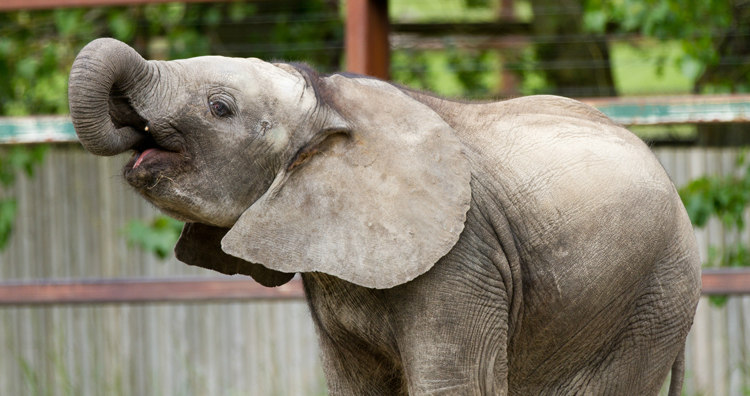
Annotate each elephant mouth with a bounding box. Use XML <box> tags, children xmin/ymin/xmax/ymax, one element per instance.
<box><xmin>123</xmin><ymin>129</ymin><xmax>189</xmax><ymax>190</ymax></box>
<box><xmin>132</xmin><ymin>147</ymin><xmax>159</xmax><ymax>169</ymax></box>
<box><xmin>126</xmin><ymin>146</ymin><xmax>179</xmax><ymax>170</ymax></box>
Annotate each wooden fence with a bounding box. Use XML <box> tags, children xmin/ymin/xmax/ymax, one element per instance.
<box><xmin>3</xmin><ymin>144</ymin><xmax>750</xmax><ymax>395</ymax></box>
<box><xmin>0</xmin><ymin>147</ymin><xmax>326</xmax><ymax>396</ymax></box>
<box><xmin>654</xmin><ymin>147</ymin><xmax>750</xmax><ymax>396</ymax></box>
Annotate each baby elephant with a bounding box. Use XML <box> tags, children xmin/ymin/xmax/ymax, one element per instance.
<box><xmin>68</xmin><ymin>38</ymin><xmax>700</xmax><ymax>395</ymax></box>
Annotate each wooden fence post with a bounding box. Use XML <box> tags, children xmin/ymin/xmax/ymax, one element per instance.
<box><xmin>345</xmin><ymin>0</ymin><xmax>390</xmax><ymax>80</ymax></box>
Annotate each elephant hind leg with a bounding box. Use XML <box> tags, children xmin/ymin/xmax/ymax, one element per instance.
<box><xmin>579</xmin><ymin>267</ymin><xmax>698</xmax><ymax>395</ymax></box>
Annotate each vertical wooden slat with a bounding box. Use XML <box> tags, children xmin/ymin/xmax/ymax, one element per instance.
<box><xmin>206</xmin><ymin>303</ymin><xmax>217</xmax><ymax>396</ymax></box>
<box><xmin>3</xmin><ymin>309</ymin><xmax>15</xmax><ymax>395</ymax></box>
<box><xmin>742</xmin><ymin>297</ymin><xmax>750</xmax><ymax>393</ymax></box>
<box><xmin>719</xmin><ymin>151</ymin><xmax>743</xmax><ymax>395</ymax></box>
<box><xmin>345</xmin><ymin>0</ymin><xmax>390</xmax><ymax>79</ymax></box>
<box><xmin>0</xmin><ymin>310</ymin><xmax>6</xmax><ymax>395</ymax></box>
<box><xmin>676</xmin><ymin>147</ymin><xmax>708</xmax><ymax>395</ymax></box>
<box><xmin>704</xmin><ymin>149</ymin><xmax>726</xmax><ymax>396</ymax></box>
<box><xmin>728</xmin><ymin>297</ymin><xmax>743</xmax><ymax>394</ymax></box>
<box><xmin>712</xmin><ymin>303</ymin><xmax>728</xmax><ymax>396</ymax></box>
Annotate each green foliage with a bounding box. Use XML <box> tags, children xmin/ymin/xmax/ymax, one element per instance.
<box><xmin>680</xmin><ymin>160</ymin><xmax>750</xmax><ymax>231</ymax></box>
<box><xmin>392</xmin><ymin>48</ymin><xmax>501</xmax><ymax>99</ymax></box>
<box><xmin>0</xmin><ymin>1</ymin><xmax>341</xmax><ymax>117</ymax></box>
<box><xmin>0</xmin><ymin>145</ymin><xmax>47</xmax><ymax>186</ymax></box>
<box><xmin>0</xmin><ymin>145</ymin><xmax>47</xmax><ymax>250</ymax></box>
<box><xmin>583</xmin><ymin>0</ymin><xmax>750</xmax><ymax>92</ymax></box>
<box><xmin>679</xmin><ymin>153</ymin><xmax>750</xmax><ymax>304</ymax></box>
<box><xmin>680</xmin><ymin>153</ymin><xmax>750</xmax><ymax>261</ymax></box>
<box><xmin>0</xmin><ymin>10</ymin><xmax>83</xmax><ymax>115</ymax></box>
<box><xmin>215</xmin><ymin>1</ymin><xmax>343</xmax><ymax>70</ymax></box>
<box><xmin>390</xmin><ymin>0</ymin><xmax>501</xmax><ymax>22</ymax></box>
<box><xmin>124</xmin><ymin>215</ymin><xmax>183</xmax><ymax>260</ymax></box>
<box><xmin>609</xmin><ymin>40</ymin><xmax>694</xmax><ymax>96</ymax></box>
<box><xmin>0</xmin><ymin>199</ymin><xmax>17</xmax><ymax>252</ymax></box>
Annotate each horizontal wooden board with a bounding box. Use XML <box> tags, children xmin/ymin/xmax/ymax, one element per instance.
<box><xmin>0</xmin><ymin>270</ymin><xmax>746</xmax><ymax>305</ymax></box>
<box><xmin>0</xmin><ymin>278</ymin><xmax>305</xmax><ymax>305</ymax></box>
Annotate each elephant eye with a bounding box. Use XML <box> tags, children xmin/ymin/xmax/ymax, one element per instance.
<box><xmin>209</xmin><ymin>100</ymin><xmax>231</xmax><ymax>118</ymax></box>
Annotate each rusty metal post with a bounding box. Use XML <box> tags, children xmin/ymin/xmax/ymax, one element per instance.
<box><xmin>346</xmin><ymin>0</ymin><xmax>390</xmax><ymax>80</ymax></box>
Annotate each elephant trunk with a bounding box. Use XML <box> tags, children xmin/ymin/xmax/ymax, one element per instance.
<box><xmin>68</xmin><ymin>38</ymin><xmax>156</xmax><ymax>156</ymax></box>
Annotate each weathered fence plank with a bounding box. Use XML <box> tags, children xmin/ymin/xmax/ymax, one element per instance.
<box><xmin>0</xmin><ymin>278</ymin><xmax>305</xmax><ymax>305</ymax></box>
<box><xmin>1</xmin><ymin>269</ymin><xmax>745</xmax><ymax>306</ymax></box>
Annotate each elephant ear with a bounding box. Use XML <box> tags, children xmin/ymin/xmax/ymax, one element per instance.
<box><xmin>221</xmin><ymin>75</ymin><xmax>472</xmax><ymax>289</ymax></box>
<box><xmin>175</xmin><ymin>222</ymin><xmax>294</xmax><ymax>287</ymax></box>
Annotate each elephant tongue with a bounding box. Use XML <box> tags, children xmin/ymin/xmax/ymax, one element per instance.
<box><xmin>133</xmin><ymin>148</ymin><xmax>157</xmax><ymax>169</ymax></box>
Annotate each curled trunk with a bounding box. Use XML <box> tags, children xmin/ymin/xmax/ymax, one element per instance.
<box><xmin>68</xmin><ymin>38</ymin><xmax>155</xmax><ymax>156</ymax></box>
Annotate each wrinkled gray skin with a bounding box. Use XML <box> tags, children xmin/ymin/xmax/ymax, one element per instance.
<box><xmin>69</xmin><ymin>38</ymin><xmax>701</xmax><ymax>395</ymax></box>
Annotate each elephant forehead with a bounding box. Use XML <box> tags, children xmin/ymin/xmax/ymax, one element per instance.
<box><xmin>174</xmin><ymin>56</ymin><xmax>316</xmax><ymax>110</ymax></box>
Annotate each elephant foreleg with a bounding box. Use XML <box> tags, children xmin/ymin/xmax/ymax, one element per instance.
<box><xmin>314</xmin><ymin>329</ymin><xmax>408</xmax><ymax>396</ymax></box>
<box><xmin>390</xmin><ymin>267</ymin><xmax>512</xmax><ymax>395</ymax></box>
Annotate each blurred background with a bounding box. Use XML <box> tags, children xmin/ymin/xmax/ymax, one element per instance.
<box><xmin>0</xmin><ymin>0</ymin><xmax>749</xmax><ymax>395</ymax></box>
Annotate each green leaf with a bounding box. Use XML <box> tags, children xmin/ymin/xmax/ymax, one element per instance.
<box><xmin>16</xmin><ymin>57</ymin><xmax>39</xmax><ymax>80</ymax></box>
<box><xmin>679</xmin><ymin>55</ymin><xmax>705</xmax><ymax>80</ymax></box>
<box><xmin>228</xmin><ymin>2</ymin><xmax>256</xmax><ymax>22</ymax></box>
<box><xmin>709</xmin><ymin>295</ymin><xmax>728</xmax><ymax>307</ymax></box>
<box><xmin>0</xmin><ymin>37</ymin><xmax>15</xmax><ymax>57</ymax></box>
<box><xmin>124</xmin><ymin>216</ymin><xmax>184</xmax><ymax>260</ymax></box>
<box><xmin>0</xmin><ymin>199</ymin><xmax>18</xmax><ymax>250</ymax></box>
<box><xmin>107</xmin><ymin>12</ymin><xmax>136</xmax><ymax>41</ymax></box>
<box><xmin>583</xmin><ymin>10</ymin><xmax>607</xmax><ymax>33</ymax></box>
<box><xmin>53</xmin><ymin>9</ymin><xmax>84</xmax><ymax>38</ymax></box>
<box><xmin>0</xmin><ymin>145</ymin><xmax>47</xmax><ymax>186</ymax></box>
<box><xmin>681</xmin><ymin>153</ymin><xmax>750</xmax><ymax>274</ymax></box>
<box><xmin>203</xmin><ymin>7</ymin><xmax>222</xmax><ymax>26</ymax></box>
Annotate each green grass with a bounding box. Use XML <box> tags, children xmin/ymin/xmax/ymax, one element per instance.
<box><xmin>610</xmin><ymin>39</ymin><xmax>694</xmax><ymax>96</ymax></box>
<box><xmin>390</xmin><ymin>0</ymin><xmax>502</xmax><ymax>22</ymax></box>
<box><xmin>610</xmin><ymin>39</ymin><xmax>698</xmax><ymax>140</ymax></box>
<box><xmin>389</xmin><ymin>0</ymin><xmax>533</xmax><ymax>22</ymax></box>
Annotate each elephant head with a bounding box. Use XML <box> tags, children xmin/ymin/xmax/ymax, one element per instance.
<box><xmin>68</xmin><ymin>38</ymin><xmax>471</xmax><ymax>288</ymax></box>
